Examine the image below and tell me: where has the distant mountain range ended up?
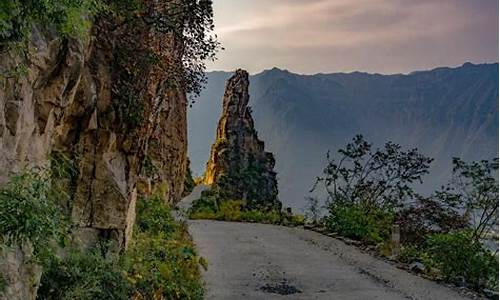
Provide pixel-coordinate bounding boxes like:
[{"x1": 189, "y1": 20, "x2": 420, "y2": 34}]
[{"x1": 188, "y1": 62, "x2": 499, "y2": 210}]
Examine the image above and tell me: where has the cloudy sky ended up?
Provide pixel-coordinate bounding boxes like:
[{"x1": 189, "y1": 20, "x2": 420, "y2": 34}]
[{"x1": 206, "y1": 0, "x2": 499, "y2": 74}]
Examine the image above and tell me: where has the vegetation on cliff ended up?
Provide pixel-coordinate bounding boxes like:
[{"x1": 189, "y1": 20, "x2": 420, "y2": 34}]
[
  {"x1": 122, "y1": 195, "x2": 205, "y2": 299},
  {"x1": 0, "y1": 165, "x2": 204, "y2": 299},
  {"x1": 1, "y1": 0, "x2": 220, "y2": 97},
  {"x1": 0, "y1": 168, "x2": 69, "y2": 266}
]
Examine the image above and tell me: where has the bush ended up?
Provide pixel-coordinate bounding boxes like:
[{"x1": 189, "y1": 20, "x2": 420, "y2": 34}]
[
  {"x1": 189, "y1": 197, "x2": 300, "y2": 226},
  {"x1": 0, "y1": 169, "x2": 68, "y2": 264},
  {"x1": 124, "y1": 231, "x2": 204, "y2": 300},
  {"x1": 241, "y1": 209, "x2": 281, "y2": 224},
  {"x1": 39, "y1": 194, "x2": 205, "y2": 300},
  {"x1": 189, "y1": 190, "x2": 219, "y2": 220},
  {"x1": 123, "y1": 196, "x2": 204, "y2": 300},
  {"x1": 218, "y1": 200, "x2": 244, "y2": 221},
  {"x1": 397, "y1": 245, "x2": 422, "y2": 264},
  {"x1": 312, "y1": 135, "x2": 432, "y2": 210},
  {"x1": 38, "y1": 249, "x2": 130, "y2": 300},
  {"x1": 135, "y1": 195, "x2": 177, "y2": 235},
  {"x1": 325, "y1": 203, "x2": 393, "y2": 244},
  {"x1": 425, "y1": 231, "x2": 498, "y2": 289},
  {"x1": 396, "y1": 197, "x2": 468, "y2": 245}
]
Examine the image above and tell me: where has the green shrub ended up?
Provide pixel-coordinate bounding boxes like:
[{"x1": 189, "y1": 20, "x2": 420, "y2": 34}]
[
  {"x1": 0, "y1": 169, "x2": 68, "y2": 264},
  {"x1": 397, "y1": 245, "x2": 422, "y2": 264},
  {"x1": 189, "y1": 191, "x2": 219, "y2": 220},
  {"x1": 217, "y1": 200, "x2": 244, "y2": 221},
  {"x1": 38, "y1": 249, "x2": 130, "y2": 300},
  {"x1": 190, "y1": 190, "x2": 218, "y2": 212},
  {"x1": 396, "y1": 197, "x2": 468, "y2": 245},
  {"x1": 189, "y1": 198, "x2": 292, "y2": 225},
  {"x1": 285, "y1": 214, "x2": 306, "y2": 226},
  {"x1": 425, "y1": 231, "x2": 498, "y2": 289},
  {"x1": 135, "y1": 195, "x2": 177, "y2": 235},
  {"x1": 123, "y1": 231, "x2": 203, "y2": 300},
  {"x1": 123, "y1": 196, "x2": 204, "y2": 299},
  {"x1": 325, "y1": 203, "x2": 393, "y2": 244},
  {"x1": 240, "y1": 210, "x2": 268, "y2": 223},
  {"x1": 190, "y1": 209, "x2": 218, "y2": 220}
]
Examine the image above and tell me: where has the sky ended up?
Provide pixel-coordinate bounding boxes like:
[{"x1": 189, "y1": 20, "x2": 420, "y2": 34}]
[{"x1": 206, "y1": 0, "x2": 499, "y2": 74}]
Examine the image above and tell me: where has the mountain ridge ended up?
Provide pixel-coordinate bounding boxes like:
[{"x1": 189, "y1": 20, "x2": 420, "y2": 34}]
[
  {"x1": 209, "y1": 61, "x2": 498, "y2": 77},
  {"x1": 189, "y1": 62, "x2": 499, "y2": 210}
]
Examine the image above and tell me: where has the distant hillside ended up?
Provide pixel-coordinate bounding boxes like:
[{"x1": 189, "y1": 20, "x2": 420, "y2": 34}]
[{"x1": 188, "y1": 63, "x2": 499, "y2": 210}]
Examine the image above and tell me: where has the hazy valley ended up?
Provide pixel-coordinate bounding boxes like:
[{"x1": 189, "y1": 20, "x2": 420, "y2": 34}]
[{"x1": 189, "y1": 62, "x2": 499, "y2": 210}]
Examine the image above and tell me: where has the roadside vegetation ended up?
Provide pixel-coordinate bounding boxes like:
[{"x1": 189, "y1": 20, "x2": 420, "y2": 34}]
[
  {"x1": 189, "y1": 190, "x2": 305, "y2": 226},
  {"x1": 122, "y1": 195, "x2": 205, "y2": 300},
  {"x1": 0, "y1": 164, "x2": 205, "y2": 300},
  {"x1": 309, "y1": 135, "x2": 499, "y2": 294}
]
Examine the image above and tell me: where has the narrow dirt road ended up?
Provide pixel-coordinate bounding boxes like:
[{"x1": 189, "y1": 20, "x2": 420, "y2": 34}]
[{"x1": 181, "y1": 189, "x2": 476, "y2": 300}]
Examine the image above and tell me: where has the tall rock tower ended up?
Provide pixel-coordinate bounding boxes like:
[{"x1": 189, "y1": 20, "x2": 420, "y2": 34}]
[{"x1": 205, "y1": 70, "x2": 281, "y2": 211}]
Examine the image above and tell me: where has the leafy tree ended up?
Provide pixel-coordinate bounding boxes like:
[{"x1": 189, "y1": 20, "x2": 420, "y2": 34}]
[
  {"x1": 312, "y1": 135, "x2": 433, "y2": 210},
  {"x1": 133, "y1": 0, "x2": 221, "y2": 97},
  {"x1": 396, "y1": 195, "x2": 469, "y2": 245},
  {"x1": 435, "y1": 158, "x2": 499, "y2": 242}
]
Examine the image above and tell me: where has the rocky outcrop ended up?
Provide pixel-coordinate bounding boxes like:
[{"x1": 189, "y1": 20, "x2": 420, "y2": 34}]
[
  {"x1": 0, "y1": 243, "x2": 41, "y2": 300},
  {"x1": 205, "y1": 70, "x2": 281, "y2": 211}
]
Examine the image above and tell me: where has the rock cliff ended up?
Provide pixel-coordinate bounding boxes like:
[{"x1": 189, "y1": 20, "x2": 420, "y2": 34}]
[
  {"x1": 205, "y1": 70, "x2": 281, "y2": 211},
  {"x1": 1, "y1": 5, "x2": 188, "y2": 251},
  {"x1": 0, "y1": 3, "x2": 189, "y2": 298}
]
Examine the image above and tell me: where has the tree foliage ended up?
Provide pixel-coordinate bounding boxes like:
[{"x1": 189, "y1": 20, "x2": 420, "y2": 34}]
[
  {"x1": 153, "y1": 0, "x2": 221, "y2": 97},
  {"x1": 435, "y1": 158, "x2": 499, "y2": 242},
  {"x1": 1, "y1": 0, "x2": 220, "y2": 99},
  {"x1": 0, "y1": 168, "x2": 69, "y2": 263},
  {"x1": 396, "y1": 196, "x2": 469, "y2": 245},
  {"x1": 312, "y1": 135, "x2": 433, "y2": 210},
  {"x1": 0, "y1": 0, "x2": 103, "y2": 46},
  {"x1": 425, "y1": 231, "x2": 498, "y2": 290}
]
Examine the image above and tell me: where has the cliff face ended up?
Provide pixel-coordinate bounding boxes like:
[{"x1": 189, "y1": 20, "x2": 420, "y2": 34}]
[
  {"x1": 205, "y1": 70, "x2": 281, "y2": 211},
  {"x1": 1, "y1": 16, "x2": 187, "y2": 250},
  {"x1": 0, "y1": 4, "x2": 189, "y2": 297}
]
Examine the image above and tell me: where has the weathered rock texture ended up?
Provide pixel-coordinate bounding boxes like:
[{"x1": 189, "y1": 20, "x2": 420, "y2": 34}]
[
  {"x1": 0, "y1": 243, "x2": 41, "y2": 300},
  {"x1": 0, "y1": 3, "x2": 189, "y2": 298},
  {"x1": 205, "y1": 70, "x2": 281, "y2": 210}
]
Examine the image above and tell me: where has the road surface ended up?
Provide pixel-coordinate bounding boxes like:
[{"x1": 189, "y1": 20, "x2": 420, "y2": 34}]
[{"x1": 180, "y1": 188, "x2": 475, "y2": 300}]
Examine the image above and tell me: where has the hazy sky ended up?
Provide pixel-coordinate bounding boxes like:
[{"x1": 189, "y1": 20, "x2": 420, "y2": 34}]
[{"x1": 206, "y1": 0, "x2": 499, "y2": 74}]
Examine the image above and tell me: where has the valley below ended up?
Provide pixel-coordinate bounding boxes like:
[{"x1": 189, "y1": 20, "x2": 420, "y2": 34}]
[{"x1": 189, "y1": 63, "x2": 499, "y2": 210}]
